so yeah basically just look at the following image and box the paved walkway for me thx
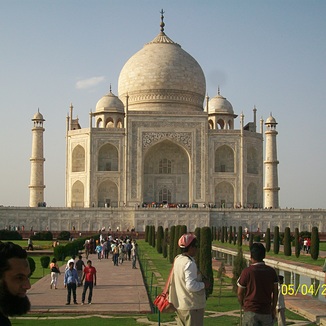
[27,253,151,314]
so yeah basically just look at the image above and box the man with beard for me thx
[0,241,31,325]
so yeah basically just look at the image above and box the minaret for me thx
[264,114,280,208]
[29,110,46,207]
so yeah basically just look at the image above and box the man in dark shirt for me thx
[0,242,31,325]
[237,242,278,326]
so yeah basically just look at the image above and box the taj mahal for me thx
[1,12,325,233]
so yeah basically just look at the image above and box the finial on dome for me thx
[160,9,165,33]
[218,86,220,95]
[109,83,112,93]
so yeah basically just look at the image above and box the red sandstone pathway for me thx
[27,253,151,314]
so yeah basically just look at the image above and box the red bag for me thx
[153,265,176,313]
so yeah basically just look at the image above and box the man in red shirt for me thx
[237,243,278,326]
[81,260,97,305]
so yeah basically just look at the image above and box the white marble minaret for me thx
[29,110,46,207]
[264,114,280,208]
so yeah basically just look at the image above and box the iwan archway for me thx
[143,140,189,205]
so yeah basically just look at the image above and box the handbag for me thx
[153,264,176,313]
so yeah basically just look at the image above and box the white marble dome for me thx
[118,30,206,112]
[96,90,124,113]
[208,93,234,115]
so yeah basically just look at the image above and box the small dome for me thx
[32,110,44,121]
[265,114,277,125]
[95,90,124,113]
[208,92,234,115]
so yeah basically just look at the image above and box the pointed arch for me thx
[247,182,258,208]
[208,120,214,129]
[98,143,118,171]
[143,140,189,204]
[98,180,118,207]
[96,118,103,128]
[215,181,234,208]
[71,180,84,207]
[215,145,234,172]
[72,145,85,172]
[105,118,114,128]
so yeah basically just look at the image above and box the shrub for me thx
[0,230,22,240]
[162,228,168,258]
[57,231,71,241]
[27,256,36,276]
[145,225,149,242]
[232,247,247,293]
[31,231,53,240]
[274,226,280,254]
[284,227,291,256]
[294,228,300,258]
[194,227,201,266]
[169,226,175,263]
[265,228,271,252]
[200,227,213,297]
[40,256,51,276]
[156,226,164,254]
[54,245,66,261]
[310,226,319,260]
[237,226,243,247]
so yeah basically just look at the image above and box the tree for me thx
[40,256,50,277]
[249,233,254,248]
[162,228,168,258]
[156,225,164,254]
[151,225,156,248]
[284,227,292,256]
[310,226,319,260]
[228,226,233,244]
[194,227,201,266]
[232,247,247,293]
[294,227,300,258]
[221,226,225,243]
[237,226,243,247]
[145,225,149,242]
[27,256,36,276]
[274,226,280,254]
[169,226,175,263]
[148,225,152,246]
[265,228,271,252]
[174,225,181,258]
[200,227,214,297]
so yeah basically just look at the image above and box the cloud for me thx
[75,76,106,89]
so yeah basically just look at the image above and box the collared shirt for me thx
[64,268,78,285]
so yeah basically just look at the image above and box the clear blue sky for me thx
[1,0,325,208]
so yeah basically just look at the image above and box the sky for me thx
[0,0,325,209]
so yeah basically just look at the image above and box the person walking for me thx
[169,233,210,326]
[64,261,79,305]
[237,242,278,326]
[81,260,97,305]
[49,258,60,289]
[75,255,85,286]
[131,240,137,269]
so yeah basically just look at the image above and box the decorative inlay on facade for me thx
[127,90,203,107]
[142,132,192,153]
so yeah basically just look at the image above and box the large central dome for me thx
[118,22,206,112]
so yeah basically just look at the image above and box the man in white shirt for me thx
[169,233,210,326]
